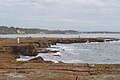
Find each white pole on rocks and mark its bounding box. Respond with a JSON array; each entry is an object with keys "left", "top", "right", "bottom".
[
  {"left": 78, "top": 35, "right": 80, "bottom": 38},
  {"left": 17, "top": 37, "right": 20, "bottom": 44}
]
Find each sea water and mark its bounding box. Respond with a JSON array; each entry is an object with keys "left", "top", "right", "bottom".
[
  {"left": 37, "top": 41, "right": 120, "bottom": 64},
  {"left": 0, "top": 33, "right": 120, "bottom": 38}
]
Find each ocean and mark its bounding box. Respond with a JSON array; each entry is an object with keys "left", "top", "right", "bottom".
[
  {"left": 0, "top": 33, "right": 120, "bottom": 38},
  {"left": 1, "top": 33, "right": 120, "bottom": 64},
  {"left": 38, "top": 41, "right": 120, "bottom": 64}
]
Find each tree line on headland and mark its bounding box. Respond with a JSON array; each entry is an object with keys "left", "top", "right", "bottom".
[
  {"left": 0, "top": 26, "right": 120, "bottom": 34},
  {"left": 0, "top": 26, "right": 79, "bottom": 34}
]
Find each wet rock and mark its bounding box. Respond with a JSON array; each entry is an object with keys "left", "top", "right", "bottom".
[
  {"left": 38, "top": 41, "right": 51, "bottom": 48},
  {"left": 29, "top": 56, "right": 44, "bottom": 62},
  {"left": 58, "top": 61, "right": 64, "bottom": 63},
  {"left": 36, "top": 48, "right": 59, "bottom": 53},
  {"left": 11, "top": 44, "right": 38, "bottom": 56},
  {"left": 14, "top": 54, "right": 20, "bottom": 59}
]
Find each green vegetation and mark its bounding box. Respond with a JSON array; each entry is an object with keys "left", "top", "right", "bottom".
[{"left": 0, "top": 26, "right": 79, "bottom": 34}]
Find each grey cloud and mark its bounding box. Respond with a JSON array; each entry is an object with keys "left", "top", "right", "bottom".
[{"left": 0, "top": 0, "right": 120, "bottom": 31}]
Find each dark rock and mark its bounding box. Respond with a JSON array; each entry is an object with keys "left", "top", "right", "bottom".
[
  {"left": 36, "top": 48, "right": 59, "bottom": 53},
  {"left": 11, "top": 43, "right": 38, "bottom": 56},
  {"left": 49, "top": 50, "right": 59, "bottom": 53},
  {"left": 14, "top": 54, "right": 20, "bottom": 59},
  {"left": 29, "top": 56, "right": 44, "bottom": 62},
  {"left": 58, "top": 61, "right": 64, "bottom": 63},
  {"left": 38, "top": 41, "right": 51, "bottom": 48}
]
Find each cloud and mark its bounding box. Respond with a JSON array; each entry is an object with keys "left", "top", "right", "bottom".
[{"left": 0, "top": 0, "right": 120, "bottom": 31}]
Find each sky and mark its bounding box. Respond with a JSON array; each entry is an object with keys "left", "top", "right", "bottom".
[{"left": 0, "top": 0, "right": 120, "bottom": 31}]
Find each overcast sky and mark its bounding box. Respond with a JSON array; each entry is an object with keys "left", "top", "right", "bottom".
[{"left": 0, "top": 0, "right": 120, "bottom": 31}]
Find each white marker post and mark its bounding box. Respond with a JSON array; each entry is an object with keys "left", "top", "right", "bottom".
[
  {"left": 78, "top": 35, "right": 80, "bottom": 38},
  {"left": 17, "top": 37, "right": 20, "bottom": 44}
]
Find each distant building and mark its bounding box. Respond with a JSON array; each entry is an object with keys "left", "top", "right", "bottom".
[
  {"left": 37, "top": 31, "right": 45, "bottom": 34},
  {"left": 17, "top": 30, "right": 26, "bottom": 34}
]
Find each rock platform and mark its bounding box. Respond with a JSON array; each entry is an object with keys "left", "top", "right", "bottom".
[{"left": 0, "top": 37, "right": 120, "bottom": 80}]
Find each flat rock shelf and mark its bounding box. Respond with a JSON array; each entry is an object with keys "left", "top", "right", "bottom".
[{"left": 0, "top": 37, "right": 120, "bottom": 80}]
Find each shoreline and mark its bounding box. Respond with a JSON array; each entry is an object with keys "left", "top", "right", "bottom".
[
  {"left": 0, "top": 37, "right": 119, "bottom": 56},
  {"left": 0, "top": 37, "right": 120, "bottom": 79}
]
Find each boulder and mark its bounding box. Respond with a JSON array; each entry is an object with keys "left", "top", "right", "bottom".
[
  {"left": 29, "top": 56, "right": 44, "bottom": 62},
  {"left": 11, "top": 43, "right": 38, "bottom": 56}
]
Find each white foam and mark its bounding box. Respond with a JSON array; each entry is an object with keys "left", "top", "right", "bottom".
[
  {"left": 53, "top": 52, "right": 62, "bottom": 56},
  {"left": 44, "top": 59, "right": 59, "bottom": 63},
  {"left": 79, "top": 49, "right": 90, "bottom": 51},
  {"left": 50, "top": 45, "right": 58, "bottom": 47},
  {"left": 47, "top": 48, "right": 60, "bottom": 51},
  {"left": 16, "top": 55, "right": 35, "bottom": 61}
]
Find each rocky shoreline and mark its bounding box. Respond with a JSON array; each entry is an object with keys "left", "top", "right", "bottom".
[
  {"left": 0, "top": 37, "right": 120, "bottom": 80},
  {"left": 0, "top": 37, "right": 119, "bottom": 56}
]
